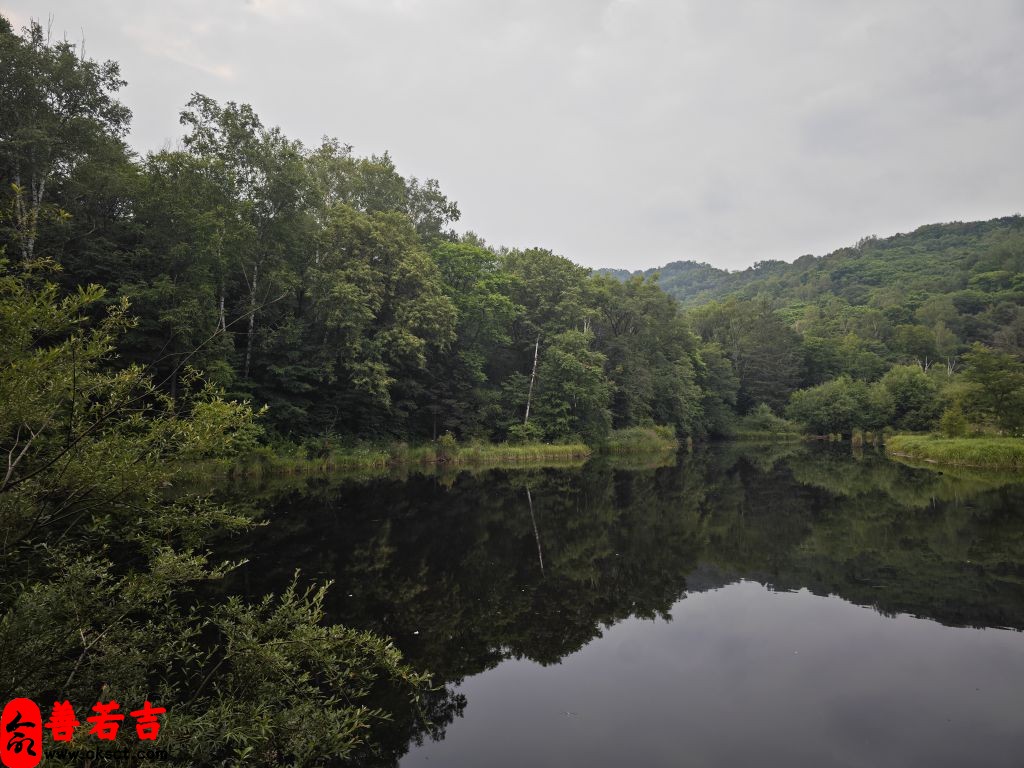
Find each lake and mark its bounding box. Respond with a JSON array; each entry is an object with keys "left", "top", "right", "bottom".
[{"left": 215, "top": 443, "right": 1024, "bottom": 767}]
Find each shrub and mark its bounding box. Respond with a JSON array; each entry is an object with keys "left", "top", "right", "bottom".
[
  {"left": 435, "top": 431, "right": 458, "bottom": 462},
  {"left": 939, "top": 401, "right": 968, "bottom": 438}
]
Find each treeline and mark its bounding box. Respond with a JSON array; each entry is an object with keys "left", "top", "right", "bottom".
[
  {"left": 0, "top": 17, "right": 736, "bottom": 446},
  {"left": 610, "top": 217, "right": 1024, "bottom": 436}
]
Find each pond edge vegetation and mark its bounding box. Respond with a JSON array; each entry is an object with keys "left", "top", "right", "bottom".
[
  {"left": 184, "top": 426, "right": 680, "bottom": 479},
  {"left": 884, "top": 434, "right": 1024, "bottom": 469}
]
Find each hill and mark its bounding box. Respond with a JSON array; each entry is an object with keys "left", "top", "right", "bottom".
[
  {"left": 607, "top": 216, "right": 1024, "bottom": 311},
  {"left": 600, "top": 217, "right": 1024, "bottom": 419}
]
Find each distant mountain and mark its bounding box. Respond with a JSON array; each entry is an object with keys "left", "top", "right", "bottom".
[{"left": 602, "top": 215, "right": 1024, "bottom": 309}]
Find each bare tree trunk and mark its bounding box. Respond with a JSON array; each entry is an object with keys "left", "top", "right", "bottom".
[
  {"left": 218, "top": 292, "right": 226, "bottom": 332},
  {"left": 524, "top": 334, "right": 540, "bottom": 425},
  {"left": 243, "top": 262, "right": 258, "bottom": 379}
]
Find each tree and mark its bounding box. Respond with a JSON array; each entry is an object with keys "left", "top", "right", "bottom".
[
  {"left": 416, "top": 241, "right": 519, "bottom": 438},
  {"left": 178, "top": 94, "right": 307, "bottom": 382},
  {"left": 961, "top": 344, "right": 1024, "bottom": 434},
  {"left": 879, "top": 365, "right": 941, "bottom": 431},
  {"left": 691, "top": 297, "right": 803, "bottom": 413},
  {"left": 785, "top": 376, "right": 891, "bottom": 436},
  {"left": 939, "top": 401, "right": 968, "bottom": 437},
  {"left": 0, "top": 17, "right": 131, "bottom": 261},
  {"left": 533, "top": 330, "right": 612, "bottom": 442}
]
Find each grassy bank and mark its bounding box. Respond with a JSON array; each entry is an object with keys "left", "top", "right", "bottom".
[{"left": 885, "top": 435, "right": 1024, "bottom": 470}]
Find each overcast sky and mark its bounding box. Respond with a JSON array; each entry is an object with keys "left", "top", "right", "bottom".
[{"left": 3, "top": 0, "right": 1023, "bottom": 270}]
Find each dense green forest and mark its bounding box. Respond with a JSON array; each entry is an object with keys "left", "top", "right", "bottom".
[{"left": 604, "top": 218, "right": 1024, "bottom": 435}]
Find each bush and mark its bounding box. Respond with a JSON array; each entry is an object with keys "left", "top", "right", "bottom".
[
  {"left": 738, "top": 403, "right": 797, "bottom": 435},
  {"left": 435, "top": 431, "right": 458, "bottom": 462},
  {"left": 939, "top": 401, "right": 968, "bottom": 438},
  {"left": 785, "top": 376, "right": 891, "bottom": 436},
  {"left": 507, "top": 421, "right": 544, "bottom": 444}
]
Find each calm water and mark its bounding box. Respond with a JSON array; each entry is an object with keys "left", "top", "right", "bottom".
[{"left": 216, "top": 444, "right": 1024, "bottom": 767}]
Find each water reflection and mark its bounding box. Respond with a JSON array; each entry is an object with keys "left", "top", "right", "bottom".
[{"left": 213, "top": 444, "right": 1024, "bottom": 765}]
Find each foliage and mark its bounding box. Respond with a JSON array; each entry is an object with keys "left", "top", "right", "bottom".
[
  {"left": 734, "top": 403, "right": 800, "bottom": 437},
  {"left": 785, "top": 376, "right": 891, "bottom": 436},
  {"left": 878, "top": 365, "right": 941, "bottom": 431},
  {"left": 0, "top": 260, "right": 431, "bottom": 764},
  {"left": 0, "top": 18, "right": 131, "bottom": 261},
  {"left": 961, "top": 344, "right": 1024, "bottom": 435},
  {"left": 611, "top": 217, "right": 1024, "bottom": 437},
  {"left": 939, "top": 401, "right": 968, "bottom": 438},
  {"left": 0, "top": 15, "right": 721, "bottom": 446}
]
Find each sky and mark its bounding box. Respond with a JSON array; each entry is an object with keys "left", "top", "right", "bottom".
[{"left": 3, "top": 0, "right": 1023, "bottom": 271}]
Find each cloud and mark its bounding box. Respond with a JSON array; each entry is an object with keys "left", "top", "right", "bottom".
[
  {"left": 242, "top": 0, "right": 312, "bottom": 21},
  {"left": 126, "top": 30, "right": 236, "bottom": 80},
  {"left": 3, "top": 0, "right": 1023, "bottom": 270}
]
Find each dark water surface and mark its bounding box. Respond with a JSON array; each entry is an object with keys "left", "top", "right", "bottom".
[{"left": 217, "top": 444, "right": 1024, "bottom": 767}]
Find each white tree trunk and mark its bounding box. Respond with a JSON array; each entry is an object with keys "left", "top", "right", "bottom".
[{"left": 524, "top": 334, "right": 540, "bottom": 425}]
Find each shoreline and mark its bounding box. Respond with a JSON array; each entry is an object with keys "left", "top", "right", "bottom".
[{"left": 181, "top": 427, "right": 680, "bottom": 480}]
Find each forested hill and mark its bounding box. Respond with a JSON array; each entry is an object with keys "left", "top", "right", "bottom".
[
  {"left": 605, "top": 216, "right": 1024, "bottom": 309},
  {"left": 601, "top": 216, "right": 1024, "bottom": 428},
  {"left": 598, "top": 218, "right": 1024, "bottom": 434}
]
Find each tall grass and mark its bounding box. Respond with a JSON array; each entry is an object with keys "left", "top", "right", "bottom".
[
  {"left": 885, "top": 434, "right": 1024, "bottom": 469},
  {"left": 451, "top": 440, "right": 591, "bottom": 465},
  {"left": 597, "top": 426, "right": 678, "bottom": 453}
]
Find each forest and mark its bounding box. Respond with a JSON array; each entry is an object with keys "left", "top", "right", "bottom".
[
  {"left": 3, "top": 17, "right": 1023, "bottom": 453},
  {"left": 1, "top": 15, "right": 1024, "bottom": 766},
  {"left": 608, "top": 216, "right": 1024, "bottom": 438}
]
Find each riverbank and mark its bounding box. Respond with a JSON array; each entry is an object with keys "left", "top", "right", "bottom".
[
  {"left": 184, "top": 427, "right": 679, "bottom": 480},
  {"left": 885, "top": 435, "right": 1024, "bottom": 470}
]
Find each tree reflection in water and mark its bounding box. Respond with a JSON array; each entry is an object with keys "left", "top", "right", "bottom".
[{"left": 211, "top": 444, "right": 1024, "bottom": 764}]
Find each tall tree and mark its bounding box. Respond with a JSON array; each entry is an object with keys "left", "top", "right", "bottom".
[{"left": 0, "top": 17, "right": 130, "bottom": 261}]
